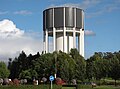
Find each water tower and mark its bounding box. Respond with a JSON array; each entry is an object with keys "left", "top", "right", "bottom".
[{"left": 43, "top": 7, "right": 84, "bottom": 57}]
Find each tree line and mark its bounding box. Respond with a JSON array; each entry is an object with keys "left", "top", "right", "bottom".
[
  {"left": 7, "top": 49, "right": 86, "bottom": 83},
  {"left": 1, "top": 49, "right": 120, "bottom": 85}
]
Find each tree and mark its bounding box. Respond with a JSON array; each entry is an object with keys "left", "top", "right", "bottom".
[
  {"left": 19, "top": 69, "right": 38, "bottom": 80},
  {"left": 70, "top": 48, "right": 86, "bottom": 82},
  {"left": 114, "top": 51, "right": 120, "bottom": 61},
  {"left": 93, "top": 59, "right": 104, "bottom": 81},
  {"left": 9, "top": 51, "right": 27, "bottom": 79},
  {"left": 19, "top": 70, "right": 31, "bottom": 80},
  {"left": 86, "top": 59, "right": 94, "bottom": 81},
  {"left": 57, "top": 51, "right": 76, "bottom": 83},
  {"left": 0, "top": 62, "right": 10, "bottom": 78},
  {"left": 109, "top": 55, "right": 120, "bottom": 86},
  {"left": 33, "top": 53, "right": 54, "bottom": 79},
  {"left": 9, "top": 51, "right": 41, "bottom": 80},
  {"left": 86, "top": 52, "right": 109, "bottom": 84},
  {"left": 8, "top": 58, "right": 12, "bottom": 70},
  {"left": 9, "top": 57, "right": 20, "bottom": 79}
]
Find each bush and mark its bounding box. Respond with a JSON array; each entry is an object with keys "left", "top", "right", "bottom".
[
  {"left": 0, "top": 78, "right": 3, "bottom": 85},
  {"left": 3, "top": 78, "right": 9, "bottom": 85},
  {"left": 13, "top": 78, "right": 20, "bottom": 86},
  {"left": 56, "top": 78, "right": 66, "bottom": 85}
]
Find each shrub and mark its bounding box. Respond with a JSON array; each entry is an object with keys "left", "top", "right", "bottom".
[
  {"left": 3, "top": 78, "right": 9, "bottom": 85},
  {"left": 0, "top": 78, "right": 3, "bottom": 85},
  {"left": 13, "top": 78, "right": 20, "bottom": 86}
]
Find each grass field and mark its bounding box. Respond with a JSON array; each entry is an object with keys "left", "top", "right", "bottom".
[
  {"left": 79, "top": 85, "right": 120, "bottom": 89},
  {"left": 0, "top": 85, "right": 120, "bottom": 89}
]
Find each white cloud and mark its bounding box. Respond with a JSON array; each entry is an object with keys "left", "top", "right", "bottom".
[
  {"left": 86, "top": 10, "right": 103, "bottom": 18},
  {"left": 0, "top": 19, "right": 43, "bottom": 62},
  {"left": 105, "top": 1, "right": 120, "bottom": 12},
  {"left": 49, "top": 0, "right": 120, "bottom": 18},
  {"left": 86, "top": 0, "right": 120, "bottom": 18},
  {"left": 48, "top": 0, "right": 101, "bottom": 9},
  {"left": 80, "top": 0, "right": 100, "bottom": 10},
  {"left": 0, "top": 19, "right": 24, "bottom": 38},
  {"left": 58, "top": 3, "right": 80, "bottom": 8},
  {"left": 85, "top": 30, "right": 95, "bottom": 36},
  {"left": 14, "top": 10, "right": 32, "bottom": 15}
]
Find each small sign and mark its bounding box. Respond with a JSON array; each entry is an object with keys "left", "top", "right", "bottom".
[{"left": 49, "top": 75, "right": 54, "bottom": 81}]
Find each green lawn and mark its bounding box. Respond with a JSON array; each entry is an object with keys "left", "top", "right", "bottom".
[
  {"left": 0, "top": 84, "right": 62, "bottom": 89},
  {"left": 79, "top": 85, "right": 120, "bottom": 89},
  {"left": 0, "top": 85, "right": 120, "bottom": 89}
]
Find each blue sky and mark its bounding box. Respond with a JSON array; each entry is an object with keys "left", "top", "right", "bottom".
[{"left": 0, "top": 0, "right": 120, "bottom": 61}]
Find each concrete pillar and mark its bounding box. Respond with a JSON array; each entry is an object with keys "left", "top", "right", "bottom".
[
  {"left": 63, "top": 7, "right": 66, "bottom": 52},
  {"left": 43, "top": 32, "right": 45, "bottom": 53},
  {"left": 45, "top": 30, "right": 48, "bottom": 53},
  {"left": 53, "top": 8, "right": 56, "bottom": 51},
  {"left": 73, "top": 8, "right": 76, "bottom": 48},
  {"left": 73, "top": 29, "right": 76, "bottom": 48},
  {"left": 53, "top": 28, "right": 56, "bottom": 51},
  {"left": 78, "top": 33, "right": 80, "bottom": 54},
  {"left": 80, "top": 29, "right": 84, "bottom": 57}
]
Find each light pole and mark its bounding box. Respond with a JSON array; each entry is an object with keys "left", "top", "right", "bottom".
[{"left": 54, "top": 53, "right": 57, "bottom": 78}]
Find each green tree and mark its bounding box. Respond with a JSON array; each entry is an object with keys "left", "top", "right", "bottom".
[
  {"left": 9, "top": 51, "right": 27, "bottom": 79},
  {"left": 70, "top": 48, "right": 86, "bottom": 82},
  {"left": 103, "top": 51, "right": 120, "bottom": 86},
  {"left": 115, "top": 51, "right": 120, "bottom": 60},
  {"left": 86, "top": 52, "right": 109, "bottom": 83},
  {"left": 93, "top": 59, "right": 104, "bottom": 80},
  {"left": 109, "top": 55, "right": 120, "bottom": 86},
  {"left": 33, "top": 53, "right": 54, "bottom": 79},
  {"left": 57, "top": 51, "right": 76, "bottom": 82},
  {"left": 19, "top": 69, "right": 38, "bottom": 80},
  {"left": 19, "top": 70, "right": 31, "bottom": 80},
  {"left": 0, "top": 62, "right": 10, "bottom": 78},
  {"left": 8, "top": 58, "right": 12, "bottom": 70},
  {"left": 86, "top": 59, "right": 94, "bottom": 81},
  {"left": 9, "top": 57, "right": 20, "bottom": 79}
]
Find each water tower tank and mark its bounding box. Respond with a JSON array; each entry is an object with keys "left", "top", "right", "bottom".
[{"left": 43, "top": 7, "right": 84, "bottom": 57}]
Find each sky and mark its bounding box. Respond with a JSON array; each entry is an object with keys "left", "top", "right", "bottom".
[{"left": 0, "top": 0, "right": 120, "bottom": 62}]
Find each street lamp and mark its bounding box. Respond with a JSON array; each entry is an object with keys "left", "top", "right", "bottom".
[{"left": 54, "top": 53, "right": 57, "bottom": 78}]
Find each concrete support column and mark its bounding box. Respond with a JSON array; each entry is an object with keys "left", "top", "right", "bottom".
[
  {"left": 45, "top": 30, "right": 48, "bottom": 53},
  {"left": 53, "top": 28, "right": 56, "bottom": 51},
  {"left": 81, "top": 10, "right": 84, "bottom": 57},
  {"left": 53, "top": 8, "right": 56, "bottom": 51},
  {"left": 63, "top": 7, "right": 66, "bottom": 52},
  {"left": 78, "top": 33, "right": 80, "bottom": 54},
  {"left": 73, "top": 8, "right": 76, "bottom": 48},
  {"left": 73, "top": 29, "right": 76, "bottom": 48},
  {"left": 82, "top": 30, "right": 84, "bottom": 57},
  {"left": 43, "top": 32, "right": 45, "bottom": 53},
  {"left": 80, "top": 29, "right": 84, "bottom": 57}
]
